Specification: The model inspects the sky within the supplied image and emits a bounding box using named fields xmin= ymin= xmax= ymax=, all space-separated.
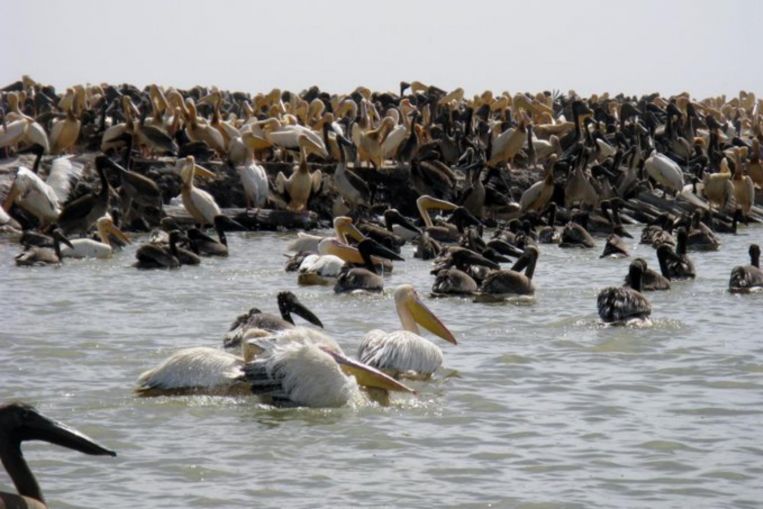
xmin=3 ymin=0 xmax=761 ymax=99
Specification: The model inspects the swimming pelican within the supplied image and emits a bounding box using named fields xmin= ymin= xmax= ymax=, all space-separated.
xmin=655 ymin=228 xmax=695 ymax=280
xmin=244 ymin=341 xmax=415 ymax=407
xmin=624 ymin=258 xmax=671 ymax=291
xmin=0 ymin=402 xmax=115 ymax=509
xmin=333 ymin=238 xmax=404 ymax=293
xmin=416 ymin=195 xmax=481 ymax=243
xmin=729 ymin=244 xmax=763 ymax=293
xmin=15 ymin=229 xmax=73 ymax=266
xmin=285 ymin=215 xmax=365 ymax=255
xmin=597 ymin=259 xmax=652 ymax=325
xmin=476 ymin=245 xmax=539 ymax=300
xmin=297 ymin=253 xmax=346 ymax=285
xmin=134 ymin=230 xmax=187 ymax=269
xmin=186 ymin=215 xmax=244 ymax=257
xmin=61 ymin=215 xmax=130 ymax=258
xmin=179 ymin=155 xmax=221 ymax=226
xmin=223 ymin=291 xmax=324 ymax=348
xmin=357 ymin=284 xmax=457 ymax=379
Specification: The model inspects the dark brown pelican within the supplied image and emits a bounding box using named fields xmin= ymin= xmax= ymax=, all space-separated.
xmin=655 ymin=227 xmax=695 ymax=279
xmin=729 ymin=244 xmax=763 ymax=293
xmin=134 ymin=230 xmax=186 ymax=269
xmin=0 ymin=402 xmax=115 ymax=509
xmin=624 ymin=258 xmax=671 ymax=291
xmin=223 ymin=292 xmax=324 ymax=348
xmin=15 ymin=229 xmax=73 ymax=266
xmin=334 ymin=239 xmax=405 ymax=293
xmin=598 ymin=259 xmax=652 ymax=325
xmin=187 ymin=216 xmax=245 ymax=257
xmin=476 ymin=245 xmax=539 ymax=300
xmin=57 ymin=156 xmax=112 ymax=235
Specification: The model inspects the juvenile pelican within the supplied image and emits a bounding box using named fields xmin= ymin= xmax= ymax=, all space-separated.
xmin=0 ymin=402 xmax=115 ymax=509
xmin=597 ymin=259 xmax=652 ymax=325
xmin=333 ymin=239 xmax=404 ymax=293
xmin=15 ymin=229 xmax=73 ymax=266
xmin=223 ymin=292 xmax=324 ymax=348
xmin=729 ymin=244 xmax=763 ymax=293
xmin=476 ymin=245 xmax=539 ymax=300
xmin=357 ymin=284 xmax=457 ymax=379
xmin=57 ymin=156 xmax=112 ymax=235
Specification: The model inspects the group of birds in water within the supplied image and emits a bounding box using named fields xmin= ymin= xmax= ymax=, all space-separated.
xmin=2 ymin=76 xmax=763 ymax=507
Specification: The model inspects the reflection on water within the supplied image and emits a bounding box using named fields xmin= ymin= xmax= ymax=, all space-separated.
xmin=1 ymin=225 xmax=762 ymax=508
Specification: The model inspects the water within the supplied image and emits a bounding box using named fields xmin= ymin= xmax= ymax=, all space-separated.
xmin=1 ymin=225 xmax=762 ymax=508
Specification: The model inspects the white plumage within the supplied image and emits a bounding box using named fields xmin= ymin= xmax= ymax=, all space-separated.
xmin=8 ymin=166 xmax=61 ymax=224
xmin=236 ymin=161 xmax=268 ymax=208
xmin=136 ymin=346 xmax=245 ymax=395
xmin=0 ymin=120 xmax=27 ymax=148
xmin=358 ymin=329 xmax=444 ymax=376
xmin=645 ymin=151 xmax=684 ymax=193
xmin=246 ymin=342 xmax=358 ymax=408
xmin=356 ymin=284 xmax=457 ymax=378
xmin=297 ymin=253 xmax=346 ymax=284
xmin=180 ymin=156 xmax=221 ymax=226
xmin=46 ymin=156 xmax=83 ymax=204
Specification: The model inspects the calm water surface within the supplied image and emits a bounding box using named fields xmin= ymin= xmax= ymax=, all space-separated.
xmin=1 ymin=224 xmax=762 ymax=508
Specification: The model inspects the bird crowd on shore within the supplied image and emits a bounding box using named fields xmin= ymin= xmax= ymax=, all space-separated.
xmin=2 ymin=75 xmax=762 ymax=508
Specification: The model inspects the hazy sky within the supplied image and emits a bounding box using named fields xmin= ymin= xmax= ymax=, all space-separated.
xmin=4 ymin=0 xmax=760 ymax=99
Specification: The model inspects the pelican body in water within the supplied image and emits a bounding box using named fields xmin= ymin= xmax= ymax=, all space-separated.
xmin=333 ymin=239 xmax=405 ymax=293
xmin=597 ymin=259 xmax=652 ymax=326
xmin=15 ymin=229 xmax=73 ymax=266
xmin=223 ymin=292 xmax=323 ymax=348
xmin=358 ymin=285 xmax=457 ymax=379
xmin=729 ymin=244 xmax=763 ymax=293
xmin=0 ymin=402 xmax=115 ymax=509
xmin=476 ymin=245 xmax=539 ymax=301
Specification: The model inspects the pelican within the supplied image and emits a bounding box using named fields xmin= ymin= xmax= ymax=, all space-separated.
xmin=416 ymin=195 xmax=481 ymax=243
xmin=61 ymin=215 xmax=130 ymax=258
xmin=655 ymin=228 xmax=695 ymax=280
xmin=333 ymin=238 xmax=404 ymax=293
xmin=275 ymin=136 xmax=324 ymax=212
xmin=186 ymin=215 xmax=244 ymax=257
xmin=179 ymin=155 xmax=221 ymax=226
xmin=2 ymin=166 xmax=61 ymax=227
xmin=134 ymin=230 xmax=187 ymax=269
xmin=50 ymin=106 xmax=81 ymax=154
xmin=729 ymin=244 xmax=763 ymax=293
xmin=519 ymin=165 xmax=554 ymax=212
xmin=15 ymin=229 xmax=73 ymax=266
xmin=476 ymin=245 xmax=539 ymax=300
xmin=57 ymin=156 xmax=112 ymax=235
xmin=357 ymin=284 xmax=457 ymax=379
xmin=244 ymin=340 xmax=415 ymax=408
xmin=236 ymin=160 xmax=268 ymax=210
xmin=223 ymin=291 xmax=324 ymax=348
xmin=297 ymin=253 xmax=346 ymax=285
xmin=285 ymin=215 xmax=365 ymax=255
xmin=644 ymin=150 xmax=684 ymax=195
xmin=597 ymin=259 xmax=652 ymax=326
xmin=0 ymin=402 xmax=115 ymax=509
xmin=624 ymin=258 xmax=671 ymax=291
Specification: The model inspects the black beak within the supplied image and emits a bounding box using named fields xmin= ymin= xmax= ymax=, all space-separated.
xmin=278 ymin=292 xmax=324 ymax=328
xmin=22 ymin=412 xmax=116 ymax=457
xmin=51 ymin=228 xmax=74 ymax=249
xmin=359 ymin=238 xmax=405 ymax=262
xmin=455 ymin=248 xmax=500 ymax=270
xmin=95 ymin=155 xmax=125 ymax=173
xmin=384 ymin=209 xmax=421 ymax=235
xmin=214 ymin=215 xmax=247 ymax=231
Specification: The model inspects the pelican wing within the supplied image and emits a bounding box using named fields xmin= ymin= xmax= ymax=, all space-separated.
xmin=357 ymin=329 xmax=443 ymax=377
xmin=46 ymin=156 xmax=83 ymax=204
xmin=136 ymin=347 xmax=243 ymax=394
xmin=597 ymin=287 xmax=651 ymax=323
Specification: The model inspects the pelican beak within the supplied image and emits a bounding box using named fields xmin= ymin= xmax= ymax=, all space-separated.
xmin=52 ymin=229 xmax=74 ymax=249
xmin=407 ymin=291 xmax=457 ymax=344
xmin=461 ymin=249 xmax=500 ymax=270
xmin=22 ymin=411 xmax=116 ymax=457
xmin=338 ymin=221 xmax=366 ymax=243
xmin=417 ymin=195 xmax=458 ymax=212
xmin=3 ymin=181 xmax=19 ymax=211
xmin=321 ymin=347 xmax=416 ymax=394
xmin=362 ymin=238 xmax=405 ymax=262
xmin=194 ymin=164 xmax=216 ymax=180
xmin=385 ymin=209 xmax=421 ymax=235
xmin=104 ymin=221 xmax=131 ymax=245
xmin=278 ymin=292 xmax=324 ymax=328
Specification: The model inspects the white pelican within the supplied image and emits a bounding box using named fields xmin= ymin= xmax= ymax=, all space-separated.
xmin=285 ymin=215 xmax=365 ymax=256
xmin=179 ymin=155 xmax=221 ymax=226
xmin=0 ymin=402 xmax=116 ymax=509
xmin=297 ymin=253 xmax=346 ymax=285
xmin=61 ymin=215 xmax=130 ymax=259
xmin=244 ymin=340 xmax=414 ymax=408
xmin=358 ymin=284 xmax=457 ymax=379
xmin=275 ymin=136 xmax=324 ymax=211
xmin=50 ymin=107 xmax=81 ymax=154
xmin=597 ymin=259 xmax=652 ymax=325
xmin=234 ymin=159 xmax=268 ymax=210
xmin=644 ymin=150 xmax=684 ymax=195
xmin=487 ymin=118 xmax=527 ymax=167
xmin=3 ymin=166 xmax=61 ymax=227
xmin=519 ymin=165 xmax=555 ymax=212
xmin=184 ymin=97 xmax=226 ymax=154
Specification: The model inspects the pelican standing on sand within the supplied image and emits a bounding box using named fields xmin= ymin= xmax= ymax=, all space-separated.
xmin=0 ymin=402 xmax=115 ymax=509
xmin=358 ymin=285 xmax=457 ymax=379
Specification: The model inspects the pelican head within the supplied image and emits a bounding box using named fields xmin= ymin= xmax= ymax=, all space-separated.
xmin=276 ymin=291 xmax=324 ymax=328
xmin=394 ymin=284 xmax=457 ymax=344
xmin=333 ymin=216 xmax=365 ymax=243
xmin=96 ymin=216 xmax=130 ymax=246
xmin=383 ymin=209 xmax=421 ymax=235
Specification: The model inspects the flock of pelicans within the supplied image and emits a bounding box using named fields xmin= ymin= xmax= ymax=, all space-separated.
xmin=1 ymin=77 xmax=763 ymax=507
